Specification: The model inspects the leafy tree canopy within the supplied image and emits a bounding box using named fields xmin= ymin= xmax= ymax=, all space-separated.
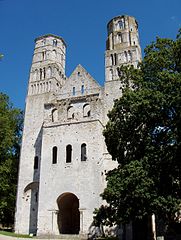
xmin=0 ymin=93 xmax=23 ymax=225
xmin=95 ymin=29 xmax=181 ymax=228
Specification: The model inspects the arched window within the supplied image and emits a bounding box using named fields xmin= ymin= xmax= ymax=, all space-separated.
xmin=53 ymin=39 xmax=57 ymax=47
xmin=53 ymin=50 xmax=57 ymax=58
xmin=114 ymin=53 xmax=117 ymax=65
xmin=66 ymin=145 xmax=72 ymax=163
xmin=111 ymin=54 xmax=114 ymax=66
xmin=47 ymin=66 xmax=52 ymax=78
xmin=118 ymin=18 xmax=125 ymax=29
xmin=124 ymin=51 xmax=128 ymax=62
xmin=83 ymin=104 xmax=90 ymax=117
xmin=81 ymin=143 xmax=87 ymax=161
xmin=128 ymin=50 xmax=132 ymax=62
xmin=67 ymin=106 xmax=74 ymax=119
xmin=110 ymin=68 xmax=113 ymax=80
xmin=81 ymin=85 xmax=84 ymax=94
xmin=52 ymin=146 xmax=57 ymax=164
xmin=40 ymin=68 xmax=43 ymax=80
xmin=34 ymin=156 xmax=38 ymax=169
xmin=52 ymin=109 xmax=58 ymax=122
xmin=33 ymin=69 xmax=38 ymax=81
xmin=43 ymin=67 xmax=46 ymax=79
xmin=42 ymin=51 xmax=46 ymax=60
xmin=73 ymin=87 xmax=76 ymax=96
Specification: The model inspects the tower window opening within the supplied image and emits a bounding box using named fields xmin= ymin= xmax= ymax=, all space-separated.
xmin=81 ymin=85 xmax=84 ymax=94
xmin=53 ymin=49 xmax=57 ymax=58
xmin=111 ymin=54 xmax=114 ymax=66
xmin=118 ymin=33 xmax=123 ymax=43
xmin=42 ymin=51 xmax=46 ymax=60
xmin=34 ymin=156 xmax=38 ymax=169
xmin=40 ymin=68 xmax=42 ymax=80
xmin=118 ymin=18 xmax=125 ymax=29
xmin=81 ymin=143 xmax=87 ymax=161
xmin=66 ymin=145 xmax=72 ymax=163
xmin=124 ymin=51 xmax=128 ymax=62
xmin=43 ymin=67 xmax=46 ymax=79
xmin=52 ymin=146 xmax=57 ymax=164
xmin=42 ymin=39 xmax=46 ymax=45
xmin=128 ymin=51 xmax=132 ymax=62
xmin=114 ymin=53 xmax=117 ymax=65
xmin=53 ymin=39 xmax=57 ymax=47
xmin=73 ymin=87 xmax=75 ymax=96
xmin=110 ymin=69 xmax=113 ymax=80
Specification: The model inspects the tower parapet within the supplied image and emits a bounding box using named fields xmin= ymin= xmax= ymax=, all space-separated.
xmin=105 ymin=15 xmax=142 ymax=82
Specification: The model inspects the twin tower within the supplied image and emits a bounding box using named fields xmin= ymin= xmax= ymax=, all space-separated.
xmin=15 ymin=15 xmax=142 ymax=238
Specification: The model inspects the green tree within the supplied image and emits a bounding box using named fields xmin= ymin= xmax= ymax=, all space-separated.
xmin=95 ymin=29 xmax=181 ymax=234
xmin=0 ymin=93 xmax=23 ymax=226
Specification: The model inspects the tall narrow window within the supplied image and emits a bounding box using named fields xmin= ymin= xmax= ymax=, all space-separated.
xmin=81 ymin=143 xmax=87 ymax=161
xmin=128 ymin=50 xmax=132 ymax=62
xmin=114 ymin=53 xmax=117 ymax=65
xmin=81 ymin=85 xmax=84 ymax=94
xmin=110 ymin=69 xmax=113 ymax=80
xmin=43 ymin=67 xmax=46 ymax=79
xmin=66 ymin=145 xmax=72 ymax=163
xmin=52 ymin=146 xmax=57 ymax=164
xmin=53 ymin=39 xmax=57 ymax=47
xmin=34 ymin=156 xmax=38 ymax=169
xmin=42 ymin=51 xmax=46 ymax=60
xmin=111 ymin=54 xmax=114 ymax=66
xmin=40 ymin=68 xmax=42 ymax=80
xmin=124 ymin=51 xmax=128 ymax=62
xmin=73 ymin=87 xmax=75 ymax=96
xmin=118 ymin=18 xmax=125 ymax=29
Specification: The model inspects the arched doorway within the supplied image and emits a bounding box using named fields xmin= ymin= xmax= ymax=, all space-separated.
xmin=57 ymin=193 xmax=80 ymax=234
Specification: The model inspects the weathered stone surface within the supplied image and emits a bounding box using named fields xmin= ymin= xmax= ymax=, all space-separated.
xmin=15 ymin=15 xmax=142 ymax=237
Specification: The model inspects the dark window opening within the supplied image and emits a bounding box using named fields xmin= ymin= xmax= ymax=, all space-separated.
xmin=81 ymin=143 xmax=87 ymax=161
xmin=53 ymin=39 xmax=57 ymax=47
xmin=81 ymin=85 xmax=84 ymax=94
xmin=73 ymin=87 xmax=75 ymax=96
xmin=34 ymin=156 xmax=38 ymax=169
xmin=52 ymin=146 xmax=57 ymax=164
xmin=111 ymin=54 xmax=114 ymax=65
xmin=114 ymin=53 xmax=117 ymax=65
xmin=43 ymin=67 xmax=46 ymax=79
xmin=66 ymin=145 xmax=72 ymax=163
xmin=40 ymin=68 xmax=42 ymax=80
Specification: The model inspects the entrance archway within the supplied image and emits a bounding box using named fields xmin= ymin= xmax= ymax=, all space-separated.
xmin=57 ymin=193 xmax=80 ymax=234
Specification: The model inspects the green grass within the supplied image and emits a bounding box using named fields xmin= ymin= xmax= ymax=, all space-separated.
xmin=0 ymin=230 xmax=33 ymax=238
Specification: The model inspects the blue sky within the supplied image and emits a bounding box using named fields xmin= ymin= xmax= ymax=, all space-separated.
xmin=0 ymin=0 xmax=180 ymax=109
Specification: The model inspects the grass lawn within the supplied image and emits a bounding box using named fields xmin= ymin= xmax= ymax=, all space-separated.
xmin=0 ymin=230 xmax=33 ymax=238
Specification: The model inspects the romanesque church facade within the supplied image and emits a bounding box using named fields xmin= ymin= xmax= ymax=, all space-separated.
xmin=15 ymin=15 xmax=142 ymax=237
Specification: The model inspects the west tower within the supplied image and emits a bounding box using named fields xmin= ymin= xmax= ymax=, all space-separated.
xmin=15 ymin=34 xmax=66 ymax=235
